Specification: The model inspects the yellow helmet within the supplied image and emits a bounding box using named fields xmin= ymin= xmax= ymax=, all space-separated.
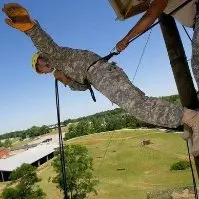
xmin=31 ymin=52 xmax=40 ymax=73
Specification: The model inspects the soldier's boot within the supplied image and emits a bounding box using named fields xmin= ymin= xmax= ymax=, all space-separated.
xmin=182 ymin=108 xmax=199 ymax=157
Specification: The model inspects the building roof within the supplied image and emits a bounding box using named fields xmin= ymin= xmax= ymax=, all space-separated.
xmin=108 ymin=0 xmax=150 ymax=20
xmin=0 ymin=145 xmax=56 ymax=172
xmin=11 ymin=143 xmax=39 ymax=151
xmin=0 ymin=147 xmax=7 ymax=152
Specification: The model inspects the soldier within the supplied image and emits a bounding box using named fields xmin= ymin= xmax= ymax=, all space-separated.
xmin=2 ymin=3 xmax=199 ymax=156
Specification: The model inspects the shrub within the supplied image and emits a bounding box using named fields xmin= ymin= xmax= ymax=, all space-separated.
xmin=170 ymin=160 xmax=190 ymax=171
xmin=147 ymin=186 xmax=193 ymax=199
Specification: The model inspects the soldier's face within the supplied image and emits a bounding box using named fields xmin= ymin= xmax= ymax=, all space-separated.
xmin=36 ymin=57 xmax=54 ymax=74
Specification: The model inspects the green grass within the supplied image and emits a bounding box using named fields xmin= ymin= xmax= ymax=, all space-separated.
xmin=67 ymin=129 xmax=196 ymax=199
xmin=37 ymin=160 xmax=62 ymax=199
xmin=0 ymin=129 xmax=196 ymax=199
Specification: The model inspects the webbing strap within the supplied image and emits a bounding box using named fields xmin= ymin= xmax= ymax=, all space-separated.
xmin=86 ymin=52 xmax=120 ymax=73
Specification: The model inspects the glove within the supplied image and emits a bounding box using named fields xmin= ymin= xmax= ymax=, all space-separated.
xmin=183 ymin=108 xmax=199 ymax=157
xmin=53 ymin=70 xmax=72 ymax=85
xmin=2 ymin=3 xmax=35 ymax=32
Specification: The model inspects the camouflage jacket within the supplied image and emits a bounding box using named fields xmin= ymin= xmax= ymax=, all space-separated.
xmin=25 ymin=22 xmax=101 ymax=91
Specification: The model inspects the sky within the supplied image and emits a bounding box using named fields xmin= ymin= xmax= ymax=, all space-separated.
xmin=0 ymin=0 xmax=195 ymax=134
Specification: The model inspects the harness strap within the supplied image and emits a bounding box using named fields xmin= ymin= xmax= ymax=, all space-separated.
xmin=86 ymin=52 xmax=120 ymax=73
xmin=84 ymin=79 xmax=96 ymax=102
xmin=84 ymin=51 xmax=120 ymax=102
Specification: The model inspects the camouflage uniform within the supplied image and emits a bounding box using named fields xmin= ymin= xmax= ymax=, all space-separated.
xmin=25 ymin=22 xmax=183 ymax=128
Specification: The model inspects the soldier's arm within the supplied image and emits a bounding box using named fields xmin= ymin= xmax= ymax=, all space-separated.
xmin=124 ymin=0 xmax=168 ymax=41
xmin=25 ymin=22 xmax=65 ymax=59
xmin=117 ymin=0 xmax=168 ymax=51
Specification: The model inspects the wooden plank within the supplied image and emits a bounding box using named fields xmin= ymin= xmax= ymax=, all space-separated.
xmin=113 ymin=0 xmax=126 ymax=17
xmin=160 ymin=13 xmax=199 ymax=178
xmin=109 ymin=0 xmax=150 ymax=20
xmin=125 ymin=0 xmax=150 ymax=19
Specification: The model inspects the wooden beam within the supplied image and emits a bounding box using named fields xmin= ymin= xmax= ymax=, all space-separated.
xmin=159 ymin=13 xmax=199 ymax=178
xmin=1 ymin=171 xmax=4 ymax=182
xmin=124 ymin=0 xmax=150 ymax=19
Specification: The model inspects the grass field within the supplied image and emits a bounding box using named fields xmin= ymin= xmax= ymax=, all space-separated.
xmin=0 ymin=129 xmax=196 ymax=199
xmin=37 ymin=129 xmax=196 ymax=199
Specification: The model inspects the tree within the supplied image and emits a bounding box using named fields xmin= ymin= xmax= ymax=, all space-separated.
xmin=52 ymin=145 xmax=98 ymax=199
xmin=3 ymin=139 xmax=12 ymax=148
xmin=1 ymin=187 xmax=20 ymax=199
xmin=76 ymin=120 xmax=91 ymax=135
xmin=20 ymin=132 xmax=27 ymax=141
xmin=1 ymin=164 xmax=45 ymax=199
xmin=90 ymin=118 xmax=106 ymax=133
xmin=0 ymin=140 xmax=3 ymax=147
xmin=26 ymin=126 xmax=40 ymax=138
xmin=65 ymin=124 xmax=77 ymax=140
xmin=39 ymin=125 xmax=50 ymax=135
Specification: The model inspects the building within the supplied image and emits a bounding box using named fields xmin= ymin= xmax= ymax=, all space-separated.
xmin=11 ymin=143 xmax=39 ymax=152
xmin=0 ymin=145 xmax=57 ymax=182
xmin=0 ymin=148 xmax=10 ymax=159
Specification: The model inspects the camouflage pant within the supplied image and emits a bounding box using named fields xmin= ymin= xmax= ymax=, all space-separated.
xmin=87 ymin=61 xmax=183 ymax=128
xmin=192 ymin=14 xmax=199 ymax=89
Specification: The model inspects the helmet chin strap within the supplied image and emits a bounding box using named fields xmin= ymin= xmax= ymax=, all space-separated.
xmin=52 ymin=68 xmax=56 ymax=74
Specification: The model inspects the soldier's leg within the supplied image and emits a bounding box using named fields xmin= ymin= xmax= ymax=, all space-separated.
xmin=87 ymin=61 xmax=183 ymax=128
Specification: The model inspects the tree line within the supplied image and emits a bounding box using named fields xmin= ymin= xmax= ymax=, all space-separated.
xmin=0 ymin=125 xmax=51 ymax=141
xmin=0 ymin=95 xmax=180 ymax=141
xmin=64 ymin=112 xmax=155 ymax=140
xmin=64 ymin=95 xmax=181 ymax=140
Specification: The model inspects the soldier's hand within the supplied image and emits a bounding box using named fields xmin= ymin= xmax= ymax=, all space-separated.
xmin=2 ymin=3 xmax=35 ymax=32
xmin=116 ymin=38 xmax=129 ymax=52
xmin=53 ymin=70 xmax=72 ymax=85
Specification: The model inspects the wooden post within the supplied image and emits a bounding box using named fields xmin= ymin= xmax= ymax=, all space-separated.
xmin=159 ymin=13 xmax=199 ymax=177
xmin=1 ymin=171 xmax=4 ymax=182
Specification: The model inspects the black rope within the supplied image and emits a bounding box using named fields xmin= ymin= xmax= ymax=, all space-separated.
xmin=95 ymin=31 xmax=152 ymax=172
xmin=186 ymin=141 xmax=198 ymax=199
xmin=132 ymin=29 xmax=152 ymax=82
xmin=96 ymin=131 xmax=115 ymax=171
xmin=84 ymin=79 xmax=96 ymax=102
xmin=55 ymin=79 xmax=69 ymax=199
xmin=182 ymin=26 xmax=198 ymax=198
xmin=182 ymin=25 xmax=192 ymax=42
